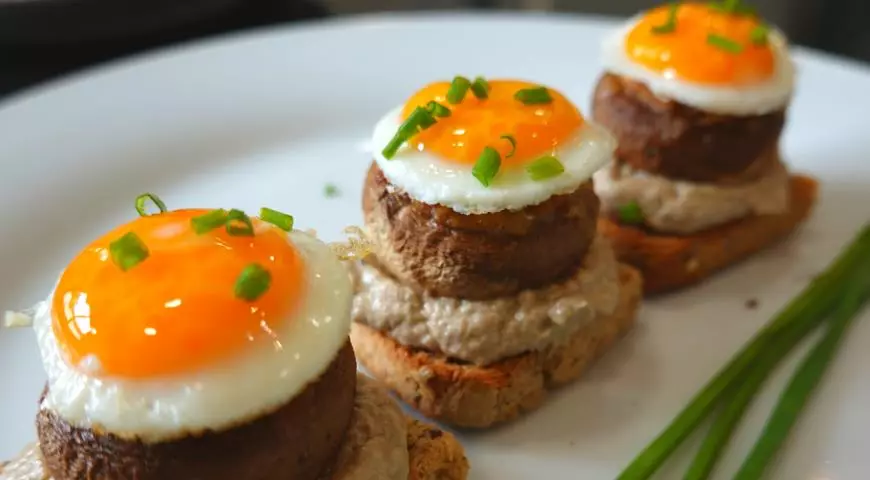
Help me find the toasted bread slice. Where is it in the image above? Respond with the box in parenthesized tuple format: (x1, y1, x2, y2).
(350, 264, 643, 428)
(598, 174, 818, 295)
(1, 419, 468, 480)
(406, 418, 469, 480)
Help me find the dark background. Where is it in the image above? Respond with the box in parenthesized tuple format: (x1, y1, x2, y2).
(1, 0, 867, 99)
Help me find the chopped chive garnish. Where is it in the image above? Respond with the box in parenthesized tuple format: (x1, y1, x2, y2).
(708, 0, 755, 15)
(426, 101, 451, 118)
(472, 147, 501, 187)
(500, 134, 517, 158)
(382, 134, 407, 160)
(226, 209, 255, 236)
(234, 263, 272, 301)
(382, 106, 438, 159)
(260, 207, 294, 232)
(191, 209, 228, 234)
(109, 232, 149, 271)
(719, 0, 739, 11)
(324, 183, 340, 197)
(526, 155, 565, 181)
(446, 76, 471, 104)
(617, 201, 645, 225)
(135, 193, 167, 217)
(651, 2, 680, 34)
(408, 105, 438, 130)
(707, 33, 744, 53)
(470, 76, 491, 99)
(750, 23, 770, 45)
(514, 86, 553, 105)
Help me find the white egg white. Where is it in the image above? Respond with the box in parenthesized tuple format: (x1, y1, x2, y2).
(600, 15, 796, 116)
(371, 106, 617, 214)
(34, 231, 352, 441)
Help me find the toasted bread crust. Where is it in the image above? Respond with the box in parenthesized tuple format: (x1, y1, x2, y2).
(363, 163, 600, 300)
(350, 264, 642, 428)
(591, 73, 785, 184)
(599, 174, 818, 295)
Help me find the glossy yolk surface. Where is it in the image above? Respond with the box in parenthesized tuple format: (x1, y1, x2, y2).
(626, 2, 775, 85)
(52, 209, 304, 379)
(400, 80, 584, 166)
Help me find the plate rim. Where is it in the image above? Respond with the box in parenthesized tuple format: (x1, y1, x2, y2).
(2, 11, 870, 114)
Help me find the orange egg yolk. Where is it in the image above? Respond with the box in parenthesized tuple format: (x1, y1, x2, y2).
(625, 2, 775, 85)
(51, 209, 304, 379)
(400, 79, 584, 166)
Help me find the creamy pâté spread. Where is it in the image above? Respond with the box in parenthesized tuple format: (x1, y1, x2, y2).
(593, 160, 790, 234)
(352, 236, 621, 366)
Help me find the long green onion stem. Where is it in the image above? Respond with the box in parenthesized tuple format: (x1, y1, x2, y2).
(616, 225, 870, 480)
(733, 279, 869, 479)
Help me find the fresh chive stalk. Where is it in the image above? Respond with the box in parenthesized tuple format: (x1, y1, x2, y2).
(526, 155, 564, 181)
(707, 33, 744, 53)
(733, 281, 869, 480)
(472, 147, 501, 187)
(617, 201, 644, 225)
(682, 301, 836, 480)
(426, 101, 451, 118)
(109, 232, 150, 271)
(446, 76, 471, 104)
(234, 263, 272, 301)
(382, 106, 437, 159)
(226, 209, 255, 236)
(260, 207, 294, 232)
(616, 224, 870, 480)
(750, 24, 770, 46)
(651, 2, 680, 34)
(470, 76, 490, 99)
(135, 193, 167, 217)
(191, 209, 228, 234)
(514, 87, 552, 105)
(500, 134, 517, 158)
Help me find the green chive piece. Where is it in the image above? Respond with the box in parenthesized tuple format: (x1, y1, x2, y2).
(733, 283, 869, 480)
(234, 263, 272, 301)
(470, 76, 491, 99)
(615, 225, 870, 480)
(617, 201, 644, 225)
(526, 155, 565, 181)
(382, 106, 438, 159)
(407, 105, 437, 130)
(720, 0, 739, 11)
(191, 209, 228, 234)
(259, 207, 294, 232)
(514, 86, 553, 105)
(472, 147, 501, 187)
(324, 183, 340, 197)
(382, 134, 407, 159)
(708, 0, 755, 15)
(651, 2, 680, 34)
(109, 232, 150, 272)
(707, 33, 744, 53)
(500, 134, 517, 158)
(426, 101, 451, 118)
(750, 24, 770, 45)
(446, 76, 471, 104)
(135, 193, 167, 217)
(226, 209, 255, 236)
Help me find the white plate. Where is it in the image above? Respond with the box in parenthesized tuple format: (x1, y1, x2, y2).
(1, 12, 869, 480)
